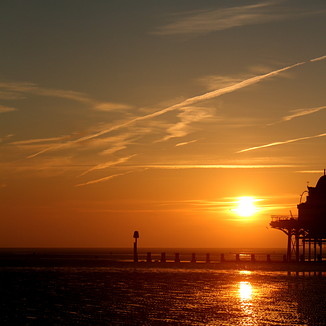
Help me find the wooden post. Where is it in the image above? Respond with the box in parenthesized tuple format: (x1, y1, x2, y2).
(220, 253, 225, 262)
(133, 231, 139, 263)
(191, 253, 196, 263)
(267, 254, 271, 262)
(236, 253, 240, 262)
(251, 254, 256, 262)
(161, 252, 166, 263)
(175, 253, 180, 263)
(206, 253, 210, 263)
(146, 252, 152, 263)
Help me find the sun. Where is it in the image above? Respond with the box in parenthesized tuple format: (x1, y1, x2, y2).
(233, 196, 258, 217)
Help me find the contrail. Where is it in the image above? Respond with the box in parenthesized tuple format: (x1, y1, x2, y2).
(282, 105, 326, 121)
(79, 154, 136, 176)
(238, 132, 326, 153)
(28, 55, 325, 158)
(76, 171, 133, 187)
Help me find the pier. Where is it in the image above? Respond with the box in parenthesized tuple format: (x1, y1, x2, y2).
(270, 172, 326, 262)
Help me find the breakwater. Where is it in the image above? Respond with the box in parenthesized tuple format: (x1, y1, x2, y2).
(137, 252, 287, 263)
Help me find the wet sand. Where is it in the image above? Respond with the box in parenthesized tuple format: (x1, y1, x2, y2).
(1, 253, 326, 272)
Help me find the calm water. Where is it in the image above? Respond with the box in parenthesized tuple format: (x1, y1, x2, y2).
(1, 265, 326, 325)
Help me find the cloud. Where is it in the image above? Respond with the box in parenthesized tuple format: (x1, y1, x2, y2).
(79, 154, 136, 176)
(0, 82, 132, 111)
(281, 105, 326, 122)
(28, 56, 320, 158)
(128, 164, 297, 169)
(154, 2, 323, 36)
(76, 171, 133, 187)
(238, 132, 326, 153)
(0, 134, 14, 143)
(11, 136, 68, 145)
(176, 139, 199, 147)
(310, 55, 326, 62)
(94, 103, 131, 111)
(160, 106, 214, 141)
(197, 75, 246, 91)
(0, 105, 16, 113)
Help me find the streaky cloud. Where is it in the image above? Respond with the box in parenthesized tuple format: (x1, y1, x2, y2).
(28, 56, 322, 159)
(0, 105, 16, 113)
(76, 171, 133, 187)
(154, 2, 323, 36)
(176, 139, 199, 147)
(238, 132, 326, 153)
(282, 106, 326, 121)
(130, 164, 296, 169)
(310, 55, 326, 62)
(79, 154, 136, 176)
(160, 106, 214, 142)
(0, 81, 131, 111)
(11, 136, 68, 145)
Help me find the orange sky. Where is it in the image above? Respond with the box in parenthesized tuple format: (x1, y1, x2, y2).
(0, 1, 325, 248)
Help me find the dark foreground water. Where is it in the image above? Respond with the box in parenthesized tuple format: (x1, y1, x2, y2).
(1, 265, 326, 325)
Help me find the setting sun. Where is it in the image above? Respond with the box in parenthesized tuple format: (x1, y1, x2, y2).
(233, 197, 258, 217)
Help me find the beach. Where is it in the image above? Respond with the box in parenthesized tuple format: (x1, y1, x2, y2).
(1, 249, 326, 325)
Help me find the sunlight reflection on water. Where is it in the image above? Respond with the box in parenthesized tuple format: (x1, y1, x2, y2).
(2, 266, 326, 325)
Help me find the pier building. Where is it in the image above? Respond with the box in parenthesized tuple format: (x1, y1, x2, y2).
(270, 172, 326, 262)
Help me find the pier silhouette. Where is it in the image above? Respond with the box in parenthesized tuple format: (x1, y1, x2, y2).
(271, 172, 326, 262)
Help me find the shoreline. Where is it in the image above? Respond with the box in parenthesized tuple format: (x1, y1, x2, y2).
(1, 255, 326, 272)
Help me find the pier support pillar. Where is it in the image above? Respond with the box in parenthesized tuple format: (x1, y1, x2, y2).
(295, 232, 300, 262)
(287, 229, 292, 262)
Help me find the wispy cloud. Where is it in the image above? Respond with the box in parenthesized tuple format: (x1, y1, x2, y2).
(0, 105, 16, 113)
(11, 136, 68, 145)
(154, 2, 323, 35)
(295, 170, 325, 174)
(76, 171, 133, 187)
(281, 105, 326, 122)
(310, 55, 326, 62)
(28, 56, 319, 158)
(160, 106, 214, 141)
(0, 82, 131, 111)
(128, 164, 297, 169)
(0, 134, 14, 143)
(238, 132, 326, 153)
(176, 139, 199, 147)
(79, 154, 136, 176)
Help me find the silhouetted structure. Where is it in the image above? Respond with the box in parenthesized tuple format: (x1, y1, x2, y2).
(270, 172, 326, 262)
(133, 231, 139, 262)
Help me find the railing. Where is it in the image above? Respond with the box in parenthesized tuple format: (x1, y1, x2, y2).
(271, 215, 298, 222)
(137, 252, 287, 263)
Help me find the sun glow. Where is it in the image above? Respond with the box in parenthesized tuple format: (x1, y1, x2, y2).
(239, 281, 252, 300)
(233, 196, 258, 217)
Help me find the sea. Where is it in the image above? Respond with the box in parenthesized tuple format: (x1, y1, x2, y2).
(1, 248, 326, 325)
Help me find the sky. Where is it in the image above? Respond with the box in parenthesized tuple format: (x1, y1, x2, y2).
(0, 0, 325, 248)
